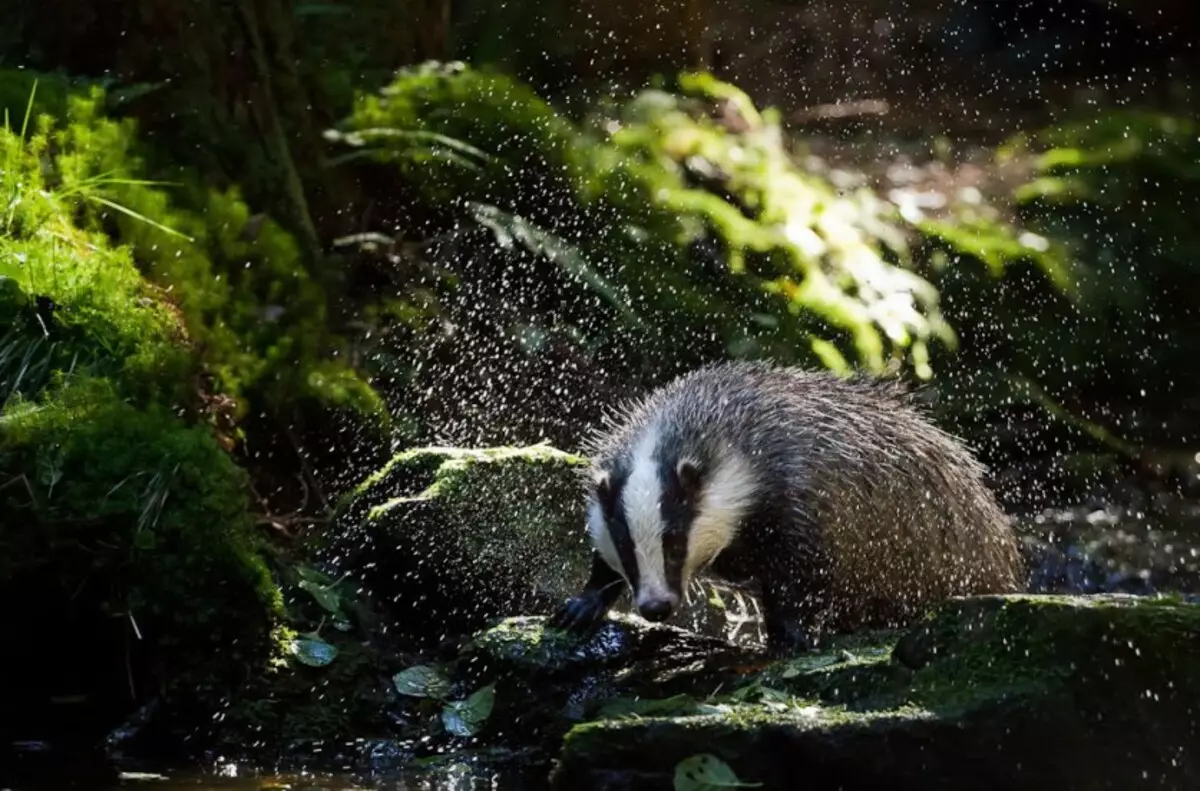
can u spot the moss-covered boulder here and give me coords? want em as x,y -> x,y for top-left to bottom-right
1,379 -> 284,748
0,80 -> 295,750
326,445 -> 595,645
547,594 -> 1200,790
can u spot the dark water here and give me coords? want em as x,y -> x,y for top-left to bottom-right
3,764 -> 543,791
2,745 -> 547,791
1018,489 -> 1200,597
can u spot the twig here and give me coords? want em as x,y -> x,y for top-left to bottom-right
125,612 -> 143,702
790,99 -> 890,125
283,422 -> 331,513
0,473 -> 38,507
1009,374 -> 1139,458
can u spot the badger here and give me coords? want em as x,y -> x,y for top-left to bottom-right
549,360 -> 1025,654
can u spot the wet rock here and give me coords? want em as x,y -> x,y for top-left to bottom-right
452,614 -> 765,742
548,594 -> 1200,791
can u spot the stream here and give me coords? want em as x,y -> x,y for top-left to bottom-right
4,757 -> 545,791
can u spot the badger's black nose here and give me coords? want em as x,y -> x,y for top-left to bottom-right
638,599 -> 674,622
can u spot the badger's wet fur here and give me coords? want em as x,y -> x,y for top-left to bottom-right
549,360 -> 1025,654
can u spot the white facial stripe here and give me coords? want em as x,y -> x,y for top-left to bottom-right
622,424 -> 672,606
587,498 -> 624,581
586,497 -> 606,542
684,450 -> 757,583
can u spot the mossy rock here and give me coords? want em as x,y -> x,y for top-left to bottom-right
333,60 -> 577,213
326,444 -> 596,645
0,379 -> 283,746
550,594 -> 1200,790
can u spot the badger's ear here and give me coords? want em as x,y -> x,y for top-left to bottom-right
676,458 -> 702,496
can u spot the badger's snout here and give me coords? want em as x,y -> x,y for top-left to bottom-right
636,592 -> 679,622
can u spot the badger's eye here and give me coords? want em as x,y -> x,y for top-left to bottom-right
676,458 -> 702,496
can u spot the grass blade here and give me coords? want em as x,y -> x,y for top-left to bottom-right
84,195 -> 194,241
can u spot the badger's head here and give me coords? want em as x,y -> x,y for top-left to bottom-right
586,425 -> 758,623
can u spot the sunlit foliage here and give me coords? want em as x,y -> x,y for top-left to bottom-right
333,62 -> 960,382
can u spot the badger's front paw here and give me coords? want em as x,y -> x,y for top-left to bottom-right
548,592 -> 608,635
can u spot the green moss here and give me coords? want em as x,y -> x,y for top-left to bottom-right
466,614 -> 624,671
334,60 -> 576,208
892,595 -> 1200,709
747,594 -> 1200,718
1,378 -> 283,704
0,71 -> 385,426
0,75 -> 314,736
0,97 -> 194,408
344,442 -> 588,527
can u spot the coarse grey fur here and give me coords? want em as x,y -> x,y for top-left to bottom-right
550,359 -> 1026,653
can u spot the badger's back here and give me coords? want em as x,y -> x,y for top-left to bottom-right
587,360 -> 1025,632
782,372 -> 1025,630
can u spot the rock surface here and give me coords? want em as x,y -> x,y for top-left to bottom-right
457,614 -> 767,740
441,595 -> 1200,790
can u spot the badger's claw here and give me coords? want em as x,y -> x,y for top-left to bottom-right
548,592 -> 607,635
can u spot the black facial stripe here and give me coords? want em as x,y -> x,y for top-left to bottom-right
659,455 -> 699,596
598,467 -> 640,591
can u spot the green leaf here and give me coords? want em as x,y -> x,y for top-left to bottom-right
673,754 -> 761,791
758,686 -> 791,703
441,684 -> 496,737
289,637 -> 338,667
392,664 -> 453,699
298,579 -> 342,614
296,565 -> 333,585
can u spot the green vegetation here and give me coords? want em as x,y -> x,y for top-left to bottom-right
0,78 -> 299,727
333,64 -> 972,380
0,87 -> 192,408
911,107 -> 1200,473
1,378 -> 282,675
329,60 -> 1200,478
0,75 -> 390,739
1,3 -> 1197,766
1009,111 -> 1200,444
